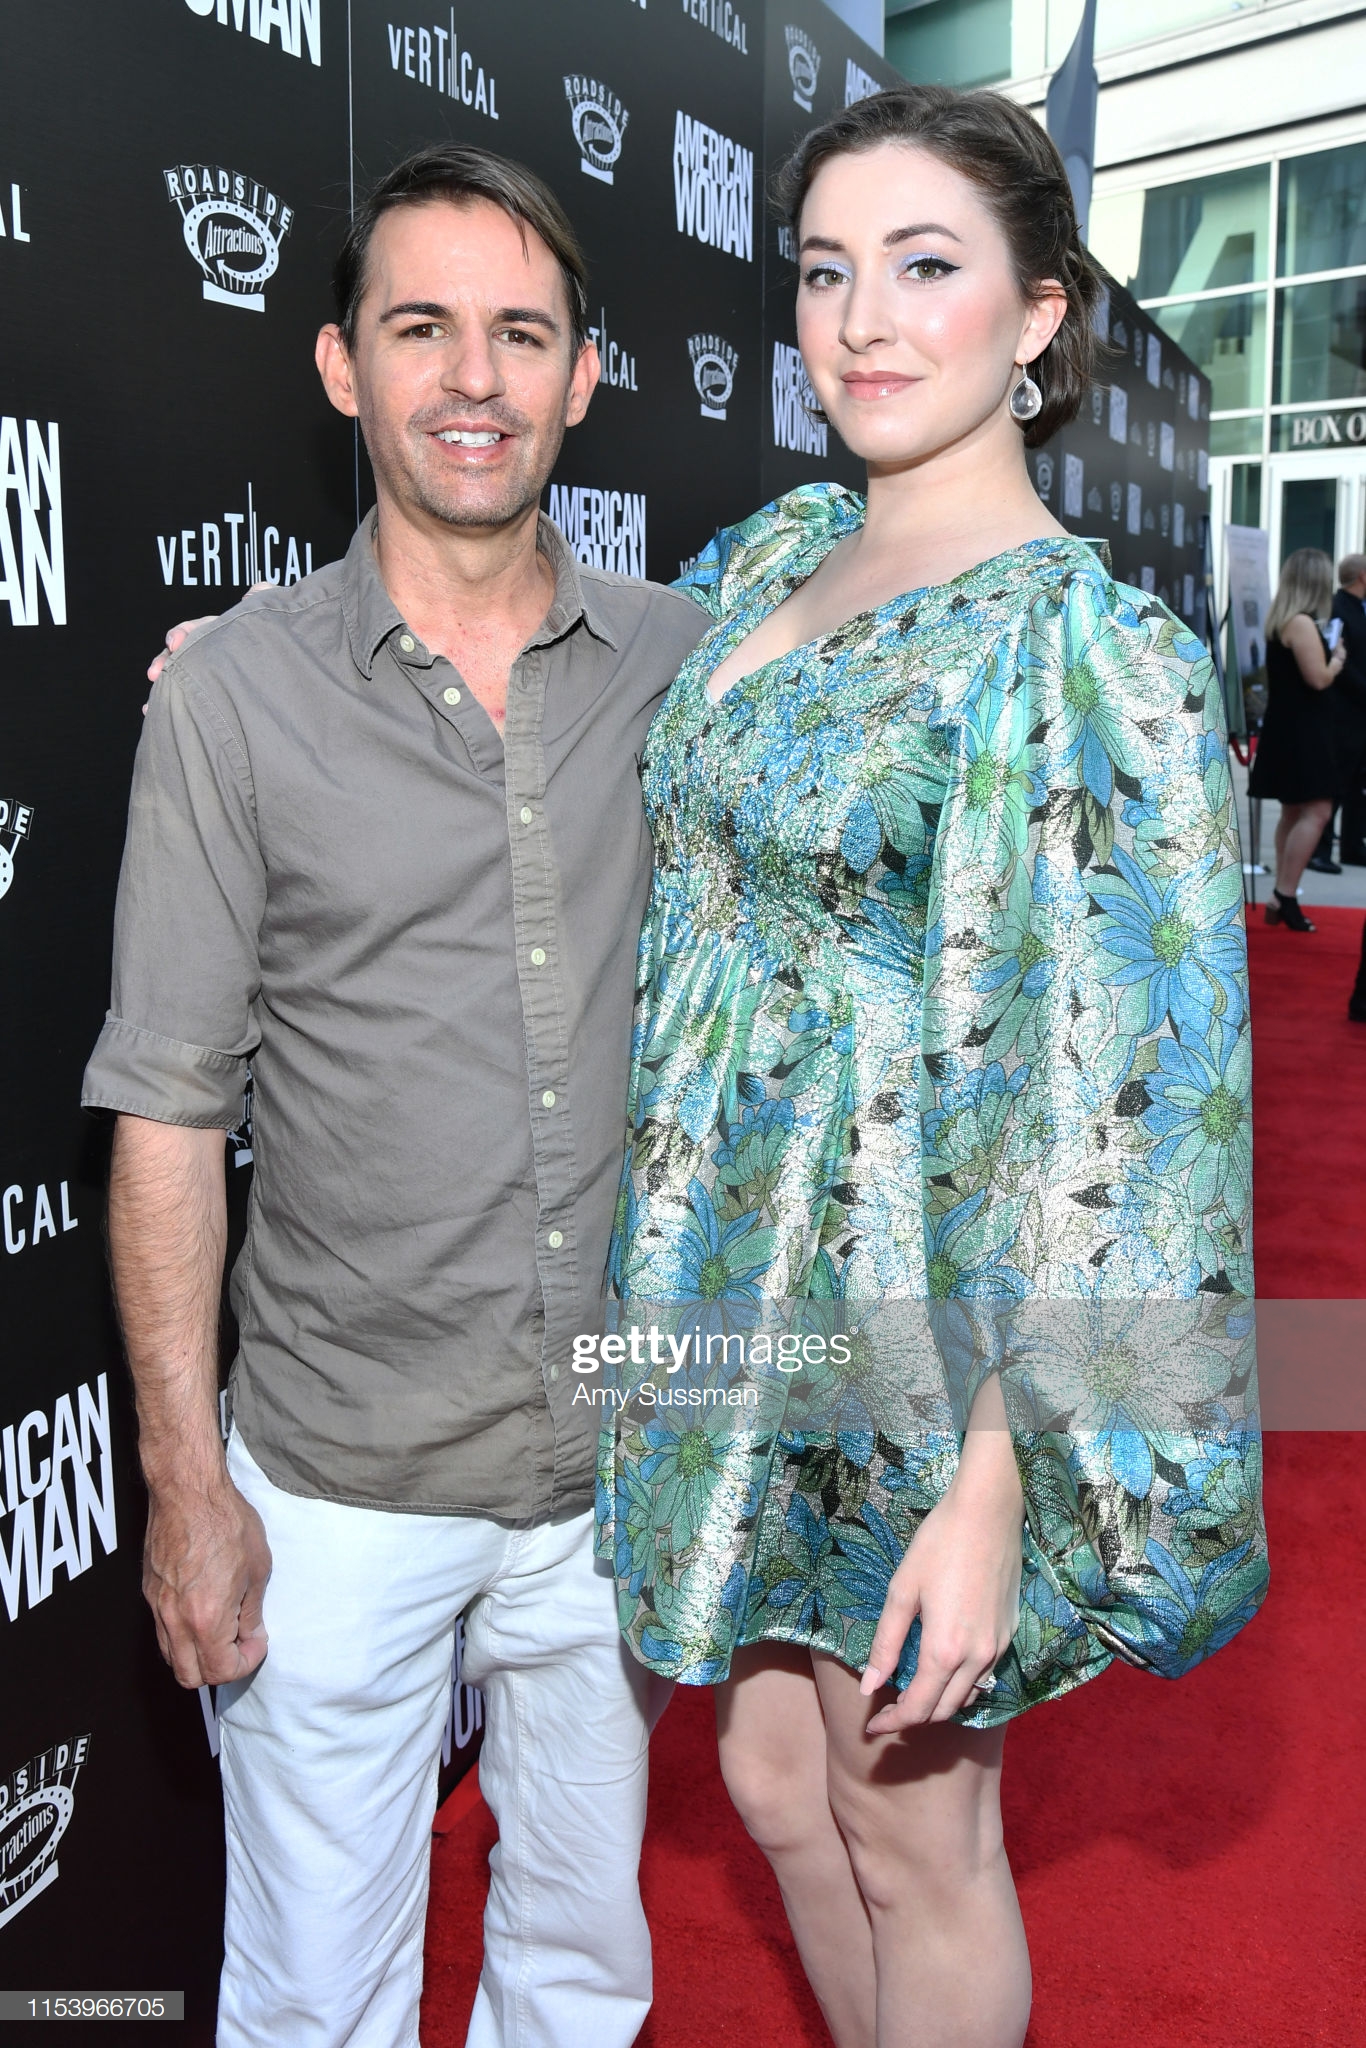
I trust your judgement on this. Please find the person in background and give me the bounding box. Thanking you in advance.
[1350,916,1366,1024]
[1329,552,1366,867]
[1248,546,1346,930]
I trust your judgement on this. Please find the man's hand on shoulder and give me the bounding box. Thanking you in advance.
[143,1473,272,1687]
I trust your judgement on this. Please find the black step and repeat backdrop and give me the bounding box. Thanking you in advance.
[1,3,1204,2036]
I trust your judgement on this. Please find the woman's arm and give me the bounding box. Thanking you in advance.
[1283,611,1348,690]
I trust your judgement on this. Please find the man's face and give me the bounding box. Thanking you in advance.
[316,198,598,534]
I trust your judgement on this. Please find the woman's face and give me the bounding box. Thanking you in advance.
[795,142,1066,471]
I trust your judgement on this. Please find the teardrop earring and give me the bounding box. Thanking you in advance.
[1009,365,1043,422]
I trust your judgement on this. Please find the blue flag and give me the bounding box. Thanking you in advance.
[1045,0,1099,242]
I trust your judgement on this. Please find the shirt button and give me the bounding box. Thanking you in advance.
[443,686,461,705]
[399,634,415,653]
[519,806,534,825]
[547,1229,564,1249]
[530,947,547,966]
[541,1089,557,1108]
[550,1364,560,1382]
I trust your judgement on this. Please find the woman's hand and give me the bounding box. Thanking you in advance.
[143,584,273,710]
[859,1376,1024,1731]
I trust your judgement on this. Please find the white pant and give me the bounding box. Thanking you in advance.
[216,1432,659,2048]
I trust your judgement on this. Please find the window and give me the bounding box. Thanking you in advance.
[1090,165,1269,300]
[1278,142,1366,279]
[1228,464,1262,529]
[1275,279,1366,405]
[1210,418,1264,458]
[884,0,1011,90]
[1152,294,1266,413]
[1096,137,1366,465]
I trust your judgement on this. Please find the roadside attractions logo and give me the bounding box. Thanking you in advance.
[785,24,820,111]
[564,76,628,186]
[163,164,294,312]
[0,797,34,904]
[0,1735,90,1933]
[688,334,738,420]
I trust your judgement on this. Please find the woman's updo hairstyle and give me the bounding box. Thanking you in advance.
[774,84,1105,448]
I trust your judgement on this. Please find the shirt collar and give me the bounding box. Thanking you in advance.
[342,507,618,678]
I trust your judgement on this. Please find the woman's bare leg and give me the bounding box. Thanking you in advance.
[1276,799,1333,896]
[716,1644,876,2048]
[814,1653,1030,2048]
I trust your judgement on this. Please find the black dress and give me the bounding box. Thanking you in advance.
[1248,630,1342,804]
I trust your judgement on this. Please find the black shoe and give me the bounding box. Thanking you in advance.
[1350,1000,1366,1023]
[1307,856,1343,874]
[1274,889,1317,931]
[1340,852,1366,867]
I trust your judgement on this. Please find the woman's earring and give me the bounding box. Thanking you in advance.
[1009,365,1043,422]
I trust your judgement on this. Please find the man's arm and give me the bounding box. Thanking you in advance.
[109,1113,271,1688]
[1333,593,1366,707]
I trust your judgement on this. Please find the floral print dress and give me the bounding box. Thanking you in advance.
[595,484,1266,1727]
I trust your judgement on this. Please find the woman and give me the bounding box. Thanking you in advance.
[597,87,1264,2048]
[1248,546,1347,931]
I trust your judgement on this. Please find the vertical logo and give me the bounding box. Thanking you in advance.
[155,482,314,591]
[673,113,753,262]
[771,344,826,457]
[0,798,34,903]
[785,26,820,111]
[387,16,498,117]
[0,181,30,243]
[164,165,294,312]
[682,0,750,53]
[0,417,63,628]
[564,77,629,185]
[0,1735,91,1933]
[688,335,738,420]
[589,309,638,394]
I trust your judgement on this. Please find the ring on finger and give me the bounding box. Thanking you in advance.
[969,1672,998,1695]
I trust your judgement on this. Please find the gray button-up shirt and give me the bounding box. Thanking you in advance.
[83,513,707,1521]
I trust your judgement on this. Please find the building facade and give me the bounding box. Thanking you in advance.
[882,0,1366,598]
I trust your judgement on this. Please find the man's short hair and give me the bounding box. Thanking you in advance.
[1338,552,1366,586]
[333,144,590,353]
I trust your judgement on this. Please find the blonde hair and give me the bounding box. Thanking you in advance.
[1265,547,1333,643]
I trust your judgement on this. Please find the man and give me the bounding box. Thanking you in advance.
[1331,552,1366,867]
[83,145,707,2048]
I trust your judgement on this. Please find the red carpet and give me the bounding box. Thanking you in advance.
[422,905,1366,2047]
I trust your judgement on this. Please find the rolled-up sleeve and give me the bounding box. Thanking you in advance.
[82,654,264,1128]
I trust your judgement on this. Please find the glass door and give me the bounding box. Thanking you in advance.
[1266,449,1366,569]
